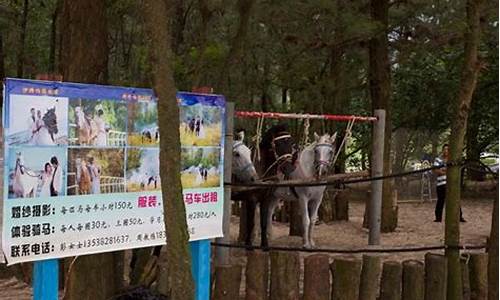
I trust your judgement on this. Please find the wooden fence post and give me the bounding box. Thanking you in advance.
[402,260,424,300]
[359,255,381,300]
[216,102,234,266]
[488,187,498,300]
[369,109,385,245]
[462,255,471,300]
[331,258,362,300]
[425,253,447,300]
[246,251,269,300]
[380,261,402,300]
[303,254,330,300]
[270,251,300,300]
[468,253,488,300]
[213,265,242,300]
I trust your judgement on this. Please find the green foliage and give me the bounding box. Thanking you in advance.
[0,0,496,171]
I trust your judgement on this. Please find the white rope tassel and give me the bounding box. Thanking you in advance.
[331,119,355,168]
[302,118,310,147]
[252,116,264,162]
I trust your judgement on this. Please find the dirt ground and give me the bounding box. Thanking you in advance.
[228,198,494,262]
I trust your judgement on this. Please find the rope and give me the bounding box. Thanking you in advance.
[331,119,355,168]
[210,242,487,254]
[252,116,264,162]
[302,118,310,146]
[224,160,475,188]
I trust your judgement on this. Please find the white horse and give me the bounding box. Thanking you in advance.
[267,132,337,248]
[232,131,258,182]
[13,152,40,198]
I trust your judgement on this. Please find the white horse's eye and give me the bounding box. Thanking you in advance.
[234,152,240,157]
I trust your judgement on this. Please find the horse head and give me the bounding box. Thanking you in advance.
[15,152,23,172]
[313,132,337,177]
[232,131,258,182]
[260,124,296,177]
[43,106,59,135]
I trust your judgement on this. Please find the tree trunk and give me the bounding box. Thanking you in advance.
[445,1,483,300]
[143,1,195,299]
[217,0,255,94]
[59,1,119,299]
[49,0,62,73]
[488,188,498,300]
[369,0,397,232]
[59,0,108,83]
[17,0,29,78]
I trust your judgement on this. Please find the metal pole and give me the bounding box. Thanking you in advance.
[369,109,385,245]
[215,102,234,265]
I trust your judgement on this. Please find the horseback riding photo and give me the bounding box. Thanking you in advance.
[6,94,68,146]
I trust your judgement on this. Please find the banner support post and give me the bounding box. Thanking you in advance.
[190,240,211,300]
[32,73,61,300]
[33,259,59,300]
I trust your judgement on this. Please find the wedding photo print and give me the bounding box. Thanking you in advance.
[8,147,67,199]
[68,98,127,147]
[126,148,160,192]
[6,95,68,146]
[181,147,221,189]
[67,148,125,195]
[180,104,222,147]
[127,101,159,147]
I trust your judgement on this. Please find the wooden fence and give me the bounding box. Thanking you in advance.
[212,250,490,300]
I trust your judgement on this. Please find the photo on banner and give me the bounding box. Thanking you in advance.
[6,94,68,146]
[126,148,161,192]
[181,147,221,189]
[179,104,222,146]
[7,147,67,199]
[127,101,159,147]
[67,148,125,195]
[68,98,127,147]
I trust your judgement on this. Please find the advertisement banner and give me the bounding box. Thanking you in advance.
[1,78,225,264]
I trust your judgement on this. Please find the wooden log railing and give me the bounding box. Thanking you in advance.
[211,249,492,300]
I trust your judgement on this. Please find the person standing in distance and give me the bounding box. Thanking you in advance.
[433,144,466,222]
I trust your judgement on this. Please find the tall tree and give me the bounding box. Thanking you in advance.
[445,0,484,299]
[368,0,397,232]
[16,0,29,77]
[59,1,119,299]
[143,0,195,299]
[59,0,108,83]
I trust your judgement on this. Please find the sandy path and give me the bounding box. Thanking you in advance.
[228,198,493,262]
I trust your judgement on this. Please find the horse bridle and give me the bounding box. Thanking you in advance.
[270,132,294,162]
[233,141,255,175]
[314,143,335,172]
